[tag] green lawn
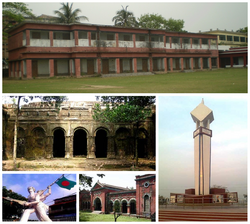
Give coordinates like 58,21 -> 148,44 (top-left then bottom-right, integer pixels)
3,68 -> 247,93
79,211 -> 150,222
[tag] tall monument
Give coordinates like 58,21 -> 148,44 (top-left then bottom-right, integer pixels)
190,99 -> 214,196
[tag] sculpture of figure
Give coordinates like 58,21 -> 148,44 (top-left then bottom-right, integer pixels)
20,186 -> 52,222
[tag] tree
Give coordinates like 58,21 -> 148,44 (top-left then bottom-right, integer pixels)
2,2 -> 36,40
10,96 -> 67,168
236,27 -> 248,33
138,13 -> 185,32
54,2 -> 88,24
138,13 -> 167,29
2,186 -> 27,220
112,5 -> 138,27
93,96 -> 155,167
79,174 -> 105,189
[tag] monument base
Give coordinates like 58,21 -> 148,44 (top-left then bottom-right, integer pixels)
170,188 -> 238,204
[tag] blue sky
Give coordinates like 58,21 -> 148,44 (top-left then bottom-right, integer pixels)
158,95 -> 248,200
2,173 -> 77,220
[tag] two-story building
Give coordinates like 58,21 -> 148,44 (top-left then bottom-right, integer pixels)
7,21 -> 219,78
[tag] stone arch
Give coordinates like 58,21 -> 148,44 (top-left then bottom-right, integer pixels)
143,194 -> 150,213
94,197 -> 102,211
137,128 -> 148,158
121,199 -> 128,213
129,199 -> 136,214
94,127 -> 109,158
73,127 -> 88,157
113,200 -> 121,212
53,127 -> 66,158
115,127 -> 132,158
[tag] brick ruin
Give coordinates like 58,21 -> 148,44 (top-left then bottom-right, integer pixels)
2,101 -> 155,160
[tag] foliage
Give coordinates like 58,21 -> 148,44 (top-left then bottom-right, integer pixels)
138,13 -> 168,29
236,27 -> 248,33
54,2 -> 88,24
79,174 -> 105,189
114,201 -> 120,212
93,96 -> 155,123
112,5 -> 138,27
2,2 -> 36,40
2,186 -> 27,219
138,13 -> 185,32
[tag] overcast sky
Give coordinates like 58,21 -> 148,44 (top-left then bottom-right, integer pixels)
158,95 -> 248,200
24,1 -> 248,33
2,173 -> 76,220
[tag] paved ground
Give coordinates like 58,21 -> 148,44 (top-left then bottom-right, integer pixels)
159,207 -> 247,222
2,158 -> 155,171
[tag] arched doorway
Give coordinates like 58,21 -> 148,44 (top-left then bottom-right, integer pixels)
109,201 -> 113,213
122,201 -> 127,213
17,127 -> 25,158
95,129 -> 107,158
130,200 -> 136,214
94,198 -> 101,211
53,129 -> 65,157
73,129 -> 87,156
114,201 -> 120,213
137,129 -> 148,158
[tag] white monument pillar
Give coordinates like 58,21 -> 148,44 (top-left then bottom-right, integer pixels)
190,99 -> 214,195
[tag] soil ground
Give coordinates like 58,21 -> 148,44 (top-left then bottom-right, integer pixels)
2,158 -> 155,171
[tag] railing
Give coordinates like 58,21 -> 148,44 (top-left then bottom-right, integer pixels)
159,197 -> 247,210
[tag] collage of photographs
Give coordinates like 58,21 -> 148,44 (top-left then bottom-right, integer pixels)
1,1 -> 248,223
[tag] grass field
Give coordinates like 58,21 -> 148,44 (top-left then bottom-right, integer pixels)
79,211 -> 150,222
2,68 -> 247,93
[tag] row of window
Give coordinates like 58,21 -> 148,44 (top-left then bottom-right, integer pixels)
29,30 -> 215,44
219,35 -> 247,43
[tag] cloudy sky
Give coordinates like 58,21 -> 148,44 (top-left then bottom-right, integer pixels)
158,95 -> 248,200
24,1 -> 247,32
3,174 -> 77,220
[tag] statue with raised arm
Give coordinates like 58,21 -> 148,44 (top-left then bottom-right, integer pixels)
20,186 -> 52,222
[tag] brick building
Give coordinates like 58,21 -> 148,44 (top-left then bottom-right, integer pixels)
2,101 -> 155,161
7,21 -> 219,78
86,174 -> 155,217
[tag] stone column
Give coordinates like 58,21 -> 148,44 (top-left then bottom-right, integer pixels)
87,136 -> 96,159
65,135 -> 73,158
46,136 -> 54,158
107,136 -> 115,159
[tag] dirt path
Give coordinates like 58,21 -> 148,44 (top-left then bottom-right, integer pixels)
2,158 -> 155,171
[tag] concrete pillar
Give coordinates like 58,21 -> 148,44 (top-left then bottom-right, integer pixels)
97,58 -> 101,74
181,58 -> 184,71
115,33 -> 119,47
75,58 -> 81,77
26,30 -> 30,46
133,34 -> 136,48
164,58 -> 167,72
133,58 -> 137,73
149,57 -> 153,72
230,56 -> 234,67
217,57 -> 220,68
170,58 -> 173,71
191,58 -> 194,70
50,31 -> 53,46
49,59 -> 54,77
88,32 -> 91,46
209,58 -> 212,69
26,59 -> 32,79
200,58 -> 203,69
116,58 -> 120,74
75,30 -> 78,46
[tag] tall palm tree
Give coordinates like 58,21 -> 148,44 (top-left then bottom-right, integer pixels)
112,6 -> 138,27
54,3 -> 88,24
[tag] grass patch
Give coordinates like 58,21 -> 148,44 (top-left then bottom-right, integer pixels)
79,211 -> 150,222
3,68 -> 247,93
